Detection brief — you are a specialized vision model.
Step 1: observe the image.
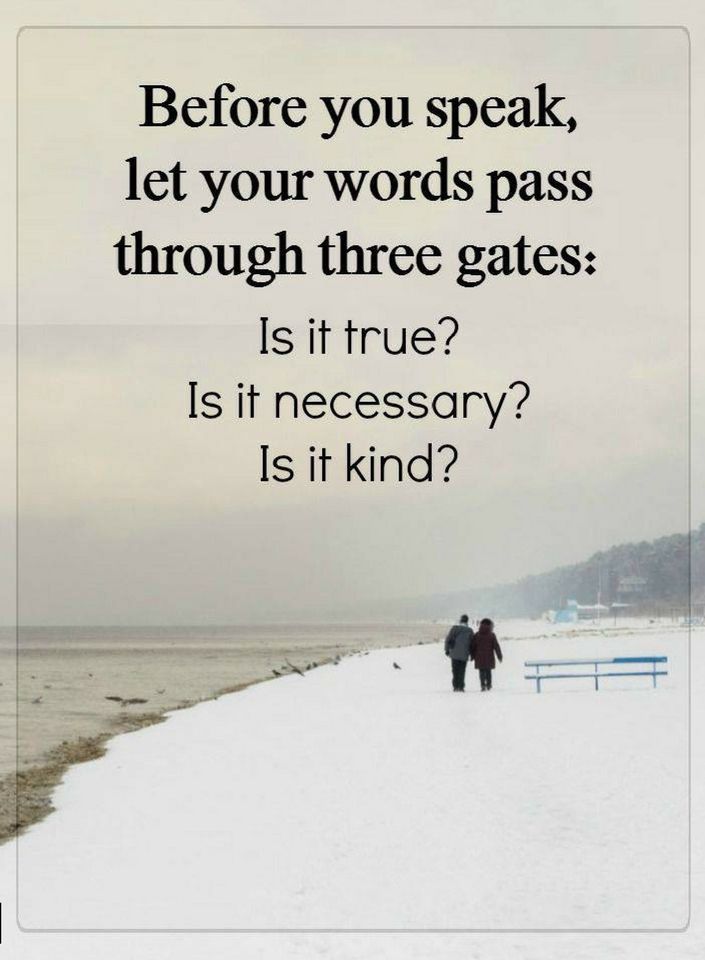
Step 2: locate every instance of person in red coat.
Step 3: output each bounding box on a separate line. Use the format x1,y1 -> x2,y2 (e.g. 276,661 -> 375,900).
470,618 -> 503,691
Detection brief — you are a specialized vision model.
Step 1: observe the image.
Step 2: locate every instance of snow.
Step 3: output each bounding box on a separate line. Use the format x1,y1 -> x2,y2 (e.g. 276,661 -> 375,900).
0,620 -> 702,959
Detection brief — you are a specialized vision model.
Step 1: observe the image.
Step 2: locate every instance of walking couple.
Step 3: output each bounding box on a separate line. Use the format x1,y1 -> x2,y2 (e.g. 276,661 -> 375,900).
444,615 -> 503,692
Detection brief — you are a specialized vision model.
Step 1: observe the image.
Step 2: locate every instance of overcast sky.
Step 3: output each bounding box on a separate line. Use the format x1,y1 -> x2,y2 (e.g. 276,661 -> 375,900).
8,25 -> 692,623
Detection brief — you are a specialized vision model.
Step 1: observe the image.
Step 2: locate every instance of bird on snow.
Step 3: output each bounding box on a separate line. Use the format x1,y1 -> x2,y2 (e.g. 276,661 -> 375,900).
393,662 -> 402,670
286,660 -> 305,677
272,669 -> 281,677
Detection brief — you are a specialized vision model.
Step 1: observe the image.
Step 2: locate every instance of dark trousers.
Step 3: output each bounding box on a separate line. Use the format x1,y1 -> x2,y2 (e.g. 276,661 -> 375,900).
451,658 -> 467,691
479,667 -> 492,690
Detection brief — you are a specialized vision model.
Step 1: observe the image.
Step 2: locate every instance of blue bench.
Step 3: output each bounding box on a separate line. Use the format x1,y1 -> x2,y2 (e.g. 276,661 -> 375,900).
524,656 -> 668,693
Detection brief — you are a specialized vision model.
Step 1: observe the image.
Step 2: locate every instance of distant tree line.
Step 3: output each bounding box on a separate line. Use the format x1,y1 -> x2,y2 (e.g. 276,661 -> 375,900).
464,524 -> 704,618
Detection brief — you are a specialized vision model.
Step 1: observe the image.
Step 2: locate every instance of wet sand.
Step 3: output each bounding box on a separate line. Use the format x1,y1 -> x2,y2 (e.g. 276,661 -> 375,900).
0,622 -> 440,841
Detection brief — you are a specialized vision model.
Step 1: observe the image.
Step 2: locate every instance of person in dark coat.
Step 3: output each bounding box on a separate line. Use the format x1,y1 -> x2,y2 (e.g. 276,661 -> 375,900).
444,614 -> 474,692
470,618 -> 503,691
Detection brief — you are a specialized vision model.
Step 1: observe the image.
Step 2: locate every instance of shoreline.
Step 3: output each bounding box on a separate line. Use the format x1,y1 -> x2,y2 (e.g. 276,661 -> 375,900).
2,640 -> 436,844
3,667 -> 317,844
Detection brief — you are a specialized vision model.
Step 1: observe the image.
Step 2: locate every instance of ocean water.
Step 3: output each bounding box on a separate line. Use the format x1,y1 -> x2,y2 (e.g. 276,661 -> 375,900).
0,622 -> 440,780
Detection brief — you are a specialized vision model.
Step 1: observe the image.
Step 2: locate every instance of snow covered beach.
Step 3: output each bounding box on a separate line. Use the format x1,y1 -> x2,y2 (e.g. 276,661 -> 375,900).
3,622 -> 435,841
3,619 -> 691,938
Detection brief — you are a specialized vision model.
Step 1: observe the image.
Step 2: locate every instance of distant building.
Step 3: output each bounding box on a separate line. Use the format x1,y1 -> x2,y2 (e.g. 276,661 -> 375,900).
552,600 -> 578,623
617,576 -> 648,600
549,599 -> 610,623
575,602 -> 610,620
